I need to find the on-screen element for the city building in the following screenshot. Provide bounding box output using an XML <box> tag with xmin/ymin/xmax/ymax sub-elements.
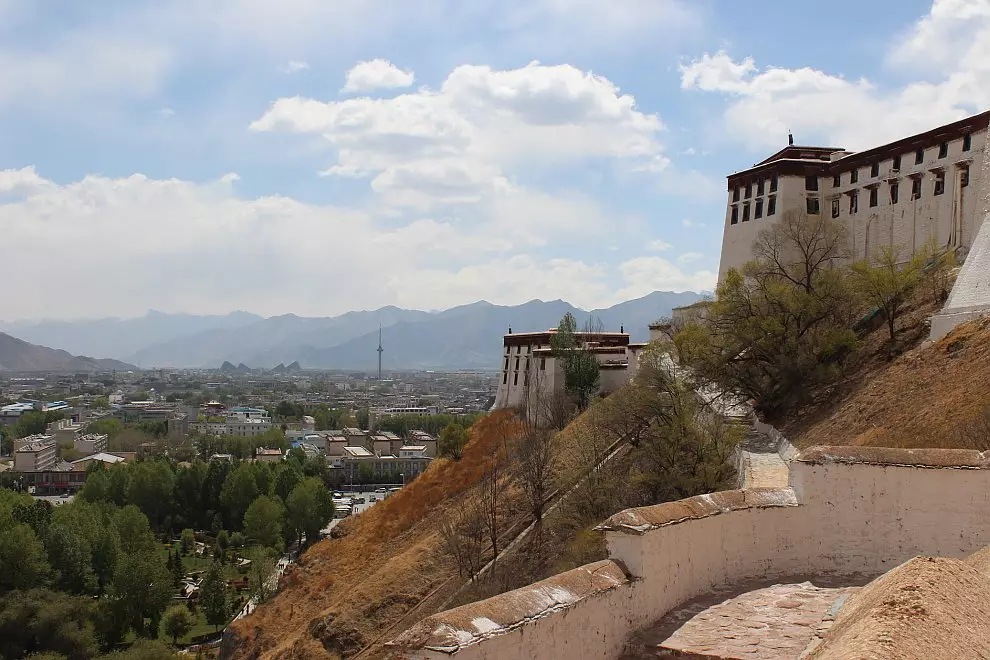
<box><xmin>718</xmin><ymin>111</ymin><xmax>989</xmax><ymax>281</ymax></box>
<box><xmin>75</xmin><ymin>433</ymin><xmax>108</xmax><ymax>455</ymax></box>
<box><xmin>369</xmin><ymin>406</ymin><xmax>440</xmax><ymax>429</ymax></box>
<box><xmin>71</xmin><ymin>452</ymin><xmax>128</xmax><ymax>471</ymax></box>
<box><xmin>330</xmin><ymin>446</ymin><xmax>432</xmax><ymax>483</ymax></box>
<box><xmin>254</xmin><ymin>448</ymin><xmax>284</xmax><ymax>463</ymax></box>
<box><xmin>491</xmin><ymin>328</ymin><xmax>647</xmax><ymax>421</ymax></box>
<box><xmin>14</xmin><ymin>436</ymin><xmax>58</xmax><ymax>472</ymax></box>
<box><xmin>0</xmin><ymin>400</ymin><xmax>72</xmax><ymax>426</ymax></box>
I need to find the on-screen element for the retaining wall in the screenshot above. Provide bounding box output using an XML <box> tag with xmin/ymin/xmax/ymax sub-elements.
<box><xmin>388</xmin><ymin>446</ymin><xmax>990</xmax><ymax>659</ymax></box>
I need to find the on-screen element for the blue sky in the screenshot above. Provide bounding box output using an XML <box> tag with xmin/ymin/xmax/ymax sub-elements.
<box><xmin>0</xmin><ymin>0</ymin><xmax>985</xmax><ymax>320</ymax></box>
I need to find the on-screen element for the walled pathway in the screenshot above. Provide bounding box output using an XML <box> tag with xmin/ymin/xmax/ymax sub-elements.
<box><xmin>737</xmin><ymin>428</ymin><xmax>789</xmax><ymax>490</ymax></box>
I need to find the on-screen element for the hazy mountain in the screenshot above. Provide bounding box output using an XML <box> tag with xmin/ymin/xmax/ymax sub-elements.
<box><xmin>130</xmin><ymin>306</ymin><xmax>432</xmax><ymax>368</ymax></box>
<box><xmin>0</xmin><ymin>310</ymin><xmax>262</xmax><ymax>360</ymax></box>
<box><xmin>298</xmin><ymin>291</ymin><xmax>703</xmax><ymax>370</ymax></box>
<box><xmin>0</xmin><ymin>333</ymin><xmax>137</xmax><ymax>372</ymax></box>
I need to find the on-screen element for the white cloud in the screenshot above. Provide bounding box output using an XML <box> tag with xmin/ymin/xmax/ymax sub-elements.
<box><xmin>253</xmin><ymin>61</ymin><xmax>665</xmax><ymax>209</ymax></box>
<box><xmin>682</xmin><ymin>218</ymin><xmax>704</xmax><ymax>228</ymax></box>
<box><xmin>614</xmin><ymin>256</ymin><xmax>717</xmax><ymax>300</ymax></box>
<box><xmin>648</xmin><ymin>239</ymin><xmax>673</xmax><ymax>252</ymax></box>
<box><xmin>680</xmin><ymin>20</ymin><xmax>990</xmax><ymax>152</ymax></box>
<box><xmin>283</xmin><ymin>60</ymin><xmax>309</xmax><ymax>74</ymax></box>
<box><xmin>342</xmin><ymin>59</ymin><xmax>415</xmax><ymax>93</ymax></box>
<box><xmin>677</xmin><ymin>251</ymin><xmax>704</xmax><ymax>264</ymax></box>
<box><xmin>157</xmin><ymin>107</ymin><xmax>175</xmax><ymax>117</ymax></box>
<box><xmin>0</xmin><ymin>168</ymin><xmax>712</xmax><ymax>318</ymax></box>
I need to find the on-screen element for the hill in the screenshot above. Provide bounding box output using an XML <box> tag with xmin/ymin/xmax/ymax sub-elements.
<box><xmin>0</xmin><ymin>310</ymin><xmax>261</xmax><ymax>360</ymax></box>
<box><xmin>298</xmin><ymin>291</ymin><xmax>702</xmax><ymax>370</ymax></box>
<box><xmin>0</xmin><ymin>333</ymin><xmax>137</xmax><ymax>372</ymax></box>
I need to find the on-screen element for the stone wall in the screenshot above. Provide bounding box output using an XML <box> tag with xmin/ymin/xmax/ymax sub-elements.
<box><xmin>388</xmin><ymin>446</ymin><xmax>990</xmax><ymax>659</ymax></box>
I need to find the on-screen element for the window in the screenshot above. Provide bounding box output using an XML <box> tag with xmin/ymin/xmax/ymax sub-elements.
<box><xmin>912</xmin><ymin>177</ymin><xmax>922</xmax><ymax>199</ymax></box>
<box><xmin>732</xmin><ymin>187</ymin><xmax>740</xmax><ymax>202</ymax></box>
<box><xmin>755</xmin><ymin>198</ymin><xmax>763</xmax><ymax>219</ymax></box>
<box><xmin>767</xmin><ymin>195</ymin><xmax>776</xmax><ymax>216</ymax></box>
<box><xmin>525</xmin><ymin>357</ymin><xmax>530</xmax><ymax>371</ymax></box>
<box><xmin>833</xmin><ymin>174</ymin><xmax>841</xmax><ymax>187</ymax></box>
<box><xmin>962</xmin><ymin>166</ymin><xmax>970</xmax><ymax>188</ymax></box>
<box><xmin>915</xmin><ymin>148</ymin><xmax>924</xmax><ymax>164</ymax></box>
<box><xmin>757</xmin><ymin>178</ymin><xmax>765</xmax><ymax>196</ymax></box>
<box><xmin>890</xmin><ymin>181</ymin><xmax>899</xmax><ymax>204</ymax></box>
<box><xmin>938</xmin><ymin>142</ymin><xmax>948</xmax><ymax>158</ymax></box>
<box><xmin>527</xmin><ymin>345</ymin><xmax>531</xmax><ymax>353</ymax></box>
<box><xmin>849</xmin><ymin>191</ymin><xmax>858</xmax><ymax>214</ymax></box>
<box><xmin>540</xmin><ymin>358</ymin><xmax>546</xmax><ymax>371</ymax></box>
<box><xmin>770</xmin><ymin>174</ymin><xmax>778</xmax><ymax>192</ymax></box>
<box><xmin>742</xmin><ymin>202</ymin><xmax>750</xmax><ymax>222</ymax></box>
<box><xmin>807</xmin><ymin>197</ymin><xmax>820</xmax><ymax>214</ymax></box>
<box><xmin>964</xmin><ymin>133</ymin><xmax>972</xmax><ymax>152</ymax></box>
<box><xmin>516</xmin><ymin>345</ymin><xmax>521</xmax><ymax>354</ymax></box>
<box><xmin>850</xmin><ymin>169</ymin><xmax>858</xmax><ymax>184</ymax></box>
<box><xmin>871</xmin><ymin>162</ymin><xmax>879</xmax><ymax>177</ymax></box>
<box><xmin>503</xmin><ymin>357</ymin><xmax>509</xmax><ymax>370</ymax></box>
<box><xmin>893</xmin><ymin>155</ymin><xmax>901</xmax><ymax>171</ymax></box>
<box><xmin>515</xmin><ymin>357</ymin><xmax>520</xmax><ymax>370</ymax></box>
<box><xmin>831</xmin><ymin>198</ymin><xmax>840</xmax><ymax>218</ymax></box>
<box><xmin>805</xmin><ymin>175</ymin><xmax>818</xmax><ymax>191</ymax></box>
<box><xmin>513</xmin><ymin>372</ymin><xmax>518</xmax><ymax>386</ymax></box>
<box><xmin>502</xmin><ymin>372</ymin><xmax>507</xmax><ymax>384</ymax></box>
<box><xmin>745</xmin><ymin>183</ymin><xmax>752</xmax><ymax>199</ymax></box>
<box><xmin>504</xmin><ymin>345</ymin><xmax>509</xmax><ymax>354</ymax></box>
<box><xmin>869</xmin><ymin>187</ymin><xmax>878</xmax><ymax>207</ymax></box>
<box><xmin>934</xmin><ymin>171</ymin><xmax>945</xmax><ymax>196</ymax></box>
<box><xmin>730</xmin><ymin>206</ymin><xmax>738</xmax><ymax>225</ymax></box>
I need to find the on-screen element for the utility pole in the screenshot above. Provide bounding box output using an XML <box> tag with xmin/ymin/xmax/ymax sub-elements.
<box><xmin>377</xmin><ymin>326</ymin><xmax>384</xmax><ymax>381</ymax></box>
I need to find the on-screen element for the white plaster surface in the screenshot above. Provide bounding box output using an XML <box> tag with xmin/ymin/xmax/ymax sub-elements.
<box><xmin>395</xmin><ymin>456</ymin><xmax>990</xmax><ymax>660</ymax></box>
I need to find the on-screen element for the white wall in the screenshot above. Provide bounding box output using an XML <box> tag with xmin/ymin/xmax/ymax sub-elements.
<box><xmin>391</xmin><ymin>448</ymin><xmax>990</xmax><ymax>659</ymax></box>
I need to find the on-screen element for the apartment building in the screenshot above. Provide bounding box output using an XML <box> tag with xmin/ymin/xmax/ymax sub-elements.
<box><xmin>718</xmin><ymin>111</ymin><xmax>989</xmax><ymax>281</ymax></box>
<box><xmin>491</xmin><ymin>329</ymin><xmax>646</xmax><ymax>421</ymax></box>
<box><xmin>75</xmin><ymin>433</ymin><xmax>108</xmax><ymax>455</ymax></box>
<box><xmin>14</xmin><ymin>436</ymin><xmax>57</xmax><ymax>472</ymax></box>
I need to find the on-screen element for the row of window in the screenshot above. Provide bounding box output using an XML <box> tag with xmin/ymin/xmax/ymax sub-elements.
<box><xmin>502</xmin><ymin>357</ymin><xmax>548</xmax><ymax>384</ymax></box>
<box><xmin>729</xmin><ymin>195</ymin><xmax>777</xmax><ymax>225</ymax></box>
<box><xmin>505</xmin><ymin>344</ymin><xmax>533</xmax><ymax>355</ymax></box>
<box><xmin>806</xmin><ymin>167</ymin><xmax>970</xmax><ymax>216</ymax></box>
<box><xmin>806</xmin><ymin>134</ymin><xmax>973</xmax><ymax>192</ymax></box>
<box><xmin>732</xmin><ymin>174</ymin><xmax>778</xmax><ymax>202</ymax></box>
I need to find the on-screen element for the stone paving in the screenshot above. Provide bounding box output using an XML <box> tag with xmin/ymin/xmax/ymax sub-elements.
<box><xmin>622</xmin><ymin>582</ymin><xmax>859</xmax><ymax>659</ymax></box>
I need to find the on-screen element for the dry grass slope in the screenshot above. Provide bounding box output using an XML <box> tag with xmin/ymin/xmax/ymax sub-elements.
<box><xmin>225</xmin><ymin>411</ymin><xmax>522</xmax><ymax>660</ymax></box>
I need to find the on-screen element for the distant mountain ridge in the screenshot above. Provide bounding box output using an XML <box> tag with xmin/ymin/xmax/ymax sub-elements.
<box><xmin>0</xmin><ymin>333</ymin><xmax>137</xmax><ymax>372</ymax></box>
<box><xmin>0</xmin><ymin>291</ymin><xmax>704</xmax><ymax>370</ymax></box>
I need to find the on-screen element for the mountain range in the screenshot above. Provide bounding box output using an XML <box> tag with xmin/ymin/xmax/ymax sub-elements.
<box><xmin>0</xmin><ymin>333</ymin><xmax>137</xmax><ymax>373</ymax></box>
<box><xmin>0</xmin><ymin>291</ymin><xmax>703</xmax><ymax>370</ymax></box>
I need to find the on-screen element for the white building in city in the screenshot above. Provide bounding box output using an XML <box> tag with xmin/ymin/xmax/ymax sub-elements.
<box><xmin>718</xmin><ymin>111</ymin><xmax>989</xmax><ymax>281</ymax></box>
<box><xmin>14</xmin><ymin>436</ymin><xmax>57</xmax><ymax>472</ymax></box>
<box><xmin>491</xmin><ymin>328</ymin><xmax>646</xmax><ymax>422</ymax></box>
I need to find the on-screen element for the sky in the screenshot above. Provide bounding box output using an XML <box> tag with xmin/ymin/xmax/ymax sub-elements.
<box><xmin>1</xmin><ymin>0</ymin><xmax>988</xmax><ymax>320</ymax></box>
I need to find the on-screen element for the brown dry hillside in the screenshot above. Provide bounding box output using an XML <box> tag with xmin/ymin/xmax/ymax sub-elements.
<box><xmin>224</xmin><ymin>411</ymin><xmax>522</xmax><ymax>659</ymax></box>
<box><xmin>787</xmin><ymin>316</ymin><xmax>990</xmax><ymax>449</ymax></box>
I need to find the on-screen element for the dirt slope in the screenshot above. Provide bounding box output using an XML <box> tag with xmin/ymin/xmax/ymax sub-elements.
<box><xmin>787</xmin><ymin>316</ymin><xmax>990</xmax><ymax>450</ymax></box>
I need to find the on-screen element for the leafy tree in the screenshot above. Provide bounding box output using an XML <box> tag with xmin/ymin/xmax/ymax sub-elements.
<box><xmin>113</xmin><ymin>506</ymin><xmax>156</xmax><ymax>555</ymax></box>
<box><xmin>678</xmin><ymin>211</ymin><xmax>857</xmax><ymax>414</ymax></box>
<box><xmin>79</xmin><ymin>468</ymin><xmax>111</xmax><ymax>504</ymax></box>
<box><xmin>108</xmin><ymin>550</ymin><xmax>173</xmax><ymax>638</ymax></box>
<box><xmin>217</xmin><ymin>530</ymin><xmax>229</xmax><ymax>553</ymax></box>
<box><xmin>173</xmin><ymin>461</ymin><xmax>207</xmax><ymax>529</ymax></box>
<box><xmin>0</xmin><ymin>524</ymin><xmax>52</xmax><ymax>592</ymax></box>
<box><xmin>220</xmin><ymin>463</ymin><xmax>259</xmax><ymax>530</ymax></box>
<box><xmin>12</xmin><ymin>411</ymin><xmax>48</xmax><ymax>438</ymax></box>
<box><xmin>104</xmin><ymin>638</ymin><xmax>178</xmax><ymax>660</ymax></box>
<box><xmin>273</xmin><ymin>462</ymin><xmax>303</xmax><ymax>502</ymax></box>
<box><xmin>357</xmin><ymin>462</ymin><xmax>374</xmax><ymax>484</ymax></box>
<box><xmin>550</xmin><ymin>313</ymin><xmax>601</xmax><ymax>411</ymax></box>
<box><xmin>199</xmin><ymin>561</ymin><xmax>228</xmax><ymax>633</ymax></box>
<box><xmin>161</xmin><ymin>605</ymin><xmax>193</xmax><ymax>645</ymax></box>
<box><xmin>286</xmin><ymin>478</ymin><xmax>333</xmax><ymax>547</ymax></box>
<box><xmin>851</xmin><ymin>244</ymin><xmax>926</xmax><ymax>343</ymax></box>
<box><xmin>229</xmin><ymin>532</ymin><xmax>246</xmax><ymax>549</ymax></box>
<box><xmin>126</xmin><ymin>461</ymin><xmax>175</xmax><ymax>529</ymax></box>
<box><xmin>246</xmin><ymin>548</ymin><xmax>278</xmax><ymax>604</ymax></box>
<box><xmin>438</xmin><ymin>423</ymin><xmax>470</xmax><ymax>460</ymax></box>
<box><xmin>0</xmin><ymin>589</ymin><xmax>100</xmax><ymax>660</ymax></box>
<box><xmin>179</xmin><ymin>529</ymin><xmax>195</xmax><ymax>555</ymax></box>
<box><xmin>356</xmin><ymin>408</ymin><xmax>370</xmax><ymax>430</ymax></box>
<box><xmin>243</xmin><ymin>495</ymin><xmax>284</xmax><ymax>551</ymax></box>
<box><xmin>170</xmin><ymin>551</ymin><xmax>184</xmax><ymax>588</ymax></box>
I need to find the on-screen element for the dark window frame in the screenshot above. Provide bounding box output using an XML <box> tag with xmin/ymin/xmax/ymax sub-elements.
<box><xmin>850</xmin><ymin>169</ymin><xmax>859</xmax><ymax>184</ymax></box>
<box><xmin>767</xmin><ymin>195</ymin><xmax>776</xmax><ymax>216</ymax></box>
<box><xmin>732</xmin><ymin>187</ymin><xmax>740</xmax><ymax>202</ymax></box>
<box><xmin>755</xmin><ymin>198</ymin><xmax>763</xmax><ymax>219</ymax></box>
<box><xmin>912</xmin><ymin>177</ymin><xmax>923</xmax><ymax>199</ymax></box>
<box><xmin>770</xmin><ymin>174</ymin><xmax>778</xmax><ymax>193</ymax></box>
<box><xmin>744</xmin><ymin>182</ymin><xmax>752</xmax><ymax>199</ymax></box>
<box><xmin>934</xmin><ymin>171</ymin><xmax>945</xmax><ymax>196</ymax></box>
<box><xmin>807</xmin><ymin>196</ymin><xmax>820</xmax><ymax>215</ymax></box>
<box><xmin>831</xmin><ymin>198</ymin><xmax>840</xmax><ymax>219</ymax></box>
<box><xmin>742</xmin><ymin>202</ymin><xmax>750</xmax><ymax>222</ymax></box>
<box><xmin>833</xmin><ymin>174</ymin><xmax>841</xmax><ymax>187</ymax></box>
<box><xmin>890</xmin><ymin>181</ymin><xmax>899</xmax><ymax>204</ymax></box>
<box><xmin>938</xmin><ymin>142</ymin><xmax>948</xmax><ymax>159</ymax></box>
<box><xmin>757</xmin><ymin>178</ymin><xmax>765</xmax><ymax>196</ymax></box>
<box><xmin>915</xmin><ymin>148</ymin><xmax>924</xmax><ymax>165</ymax></box>
<box><xmin>870</xmin><ymin>162</ymin><xmax>879</xmax><ymax>178</ymax></box>
<box><xmin>730</xmin><ymin>206</ymin><xmax>738</xmax><ymax>225</ymax></box>
<box><xmin>869</xmin><ymin>187</ymin><xmax>878</xmax><ymax>207</ymax></box>
<box><xmin>893</xmin><ymin>155</ymin><xmax>901</xmax><ymax>171</ymax></box>
<box><xmin>963</xmin><ymin>134</ymin><xmax>972</xmax><ymax>152</ymax></box>
<box><xmin>805</xmin><ymin>175</ymin><xmax>819</xmax><ymax>191</ymax></box>
<box><xmin>849</xmin><ymin>191</ymin><xmax>858</xmax><ymax>214</ymax></box>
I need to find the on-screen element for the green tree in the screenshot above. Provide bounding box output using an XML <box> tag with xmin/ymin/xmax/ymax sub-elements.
<box><xmin>170</xmin><ymin>551</ymin><xmax>184</xmax><ymax>588</ymax></box>
<box><xmin>126</xmin><ymin>461</ymin><xmax>175</xmax><ymax>529</ymax></box>
<box><xmin>108</xmin><ymin>551</ymin><xmax>173</xmax><ymax>638</ymax></box>
<box><xmin>79</xmin><ymin>468</ymin><xmax>111</xmax><ymax>503</ymax></box>
<box><xmin>179</xmin><ymin>529</ymin><xmax>195</xmax><ymax>555</ymax></box>
<box><xmin>272</xmin><ymin>462</ymin><xmax>303</xmax><ymax>502</ymax></box>
<box><xmin>438</xmin><ymin>423</ymin><xmax>470</xmax><ymax>460</ymax></box>
<box><xmin>357</xmin><ymin>462</ymin><xmax>374</xmax><ymax>484</ymax></box>
<box><xmin>0</xmin><ymin>524</ymin><xmax>52</xmax><ymax>592</ymax></box>
<box><xmin>173</xmin><ymin>461</ymin><xmax>207</xmax><ymax>530</ymax></box>
<box><xmin>850</xmin><ymin>244</ymin><xmax>926</xmax><ymax>343</ymax></box>
<box><xmin>0</xmin><ymin>589</ymin><xmax>100</xmax><ymax>660</ymax></box>
<box><xmin>246</xmin><ymin>547</ymin><xmax>278</xmax><ymax>604</ymax></box>
<box><xmin>550</xmin><ymin>313</ymin><xmax>601</xmax><ymax>411</ymax></box>
<box><xmin>243</xmin><ymin>495</ymin><xmax>284</xmax><ymax>551</ymax></box>
<box><xmin>199</xmin><ymin>561</ymin><xmax>228</xmax><ymax>633</ymax></box>
<box><xmin>113</xmin><ymin>506</ymin><xmax>156</xmax><ymax>555</ymax></box>
<box><xmin>356</xmin><ymin>407</ymin><xmax>370</xmax><ymax>430</ymax></box>
<box><xmin>220</xmin><ymin>463</ymin><xmax>259</xmax><ymax>530</ymax></box>
<box><xmin>161</xmin><ymin>605</ymin><xmax>193</xmax><ymax>645</ymax></box>
<box><xmin>286</xmin><ymin>478</ymin><xmax>333</xmax><ymax>547</ymax></box>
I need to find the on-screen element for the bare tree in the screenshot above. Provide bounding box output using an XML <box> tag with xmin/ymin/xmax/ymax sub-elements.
<box><xmin>439</xmin><ymin>498</ymin><xmax>488</xmax><ymax>578</ymax></box>
<box><xmin>517</xmin><ymin>425</ymin><xmax>557</xmax><ymax>531</ymax></box>
<box><xmin>525</xmin><ymin>358</ymin><xmax>575</xmax><ymax>430</ymax></box>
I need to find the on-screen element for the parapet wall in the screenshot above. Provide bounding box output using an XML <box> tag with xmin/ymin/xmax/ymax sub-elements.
<box><xmin>388</xmin><ymin>446</ymin><xmax>990</xmax><ymax>659</ymax></box>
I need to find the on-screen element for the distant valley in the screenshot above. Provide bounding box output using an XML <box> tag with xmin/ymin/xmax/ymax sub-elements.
<box><xmin>0</xmin><ymin>291</ymin><xmax>703</xmax><ymax>371</ymax></box>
